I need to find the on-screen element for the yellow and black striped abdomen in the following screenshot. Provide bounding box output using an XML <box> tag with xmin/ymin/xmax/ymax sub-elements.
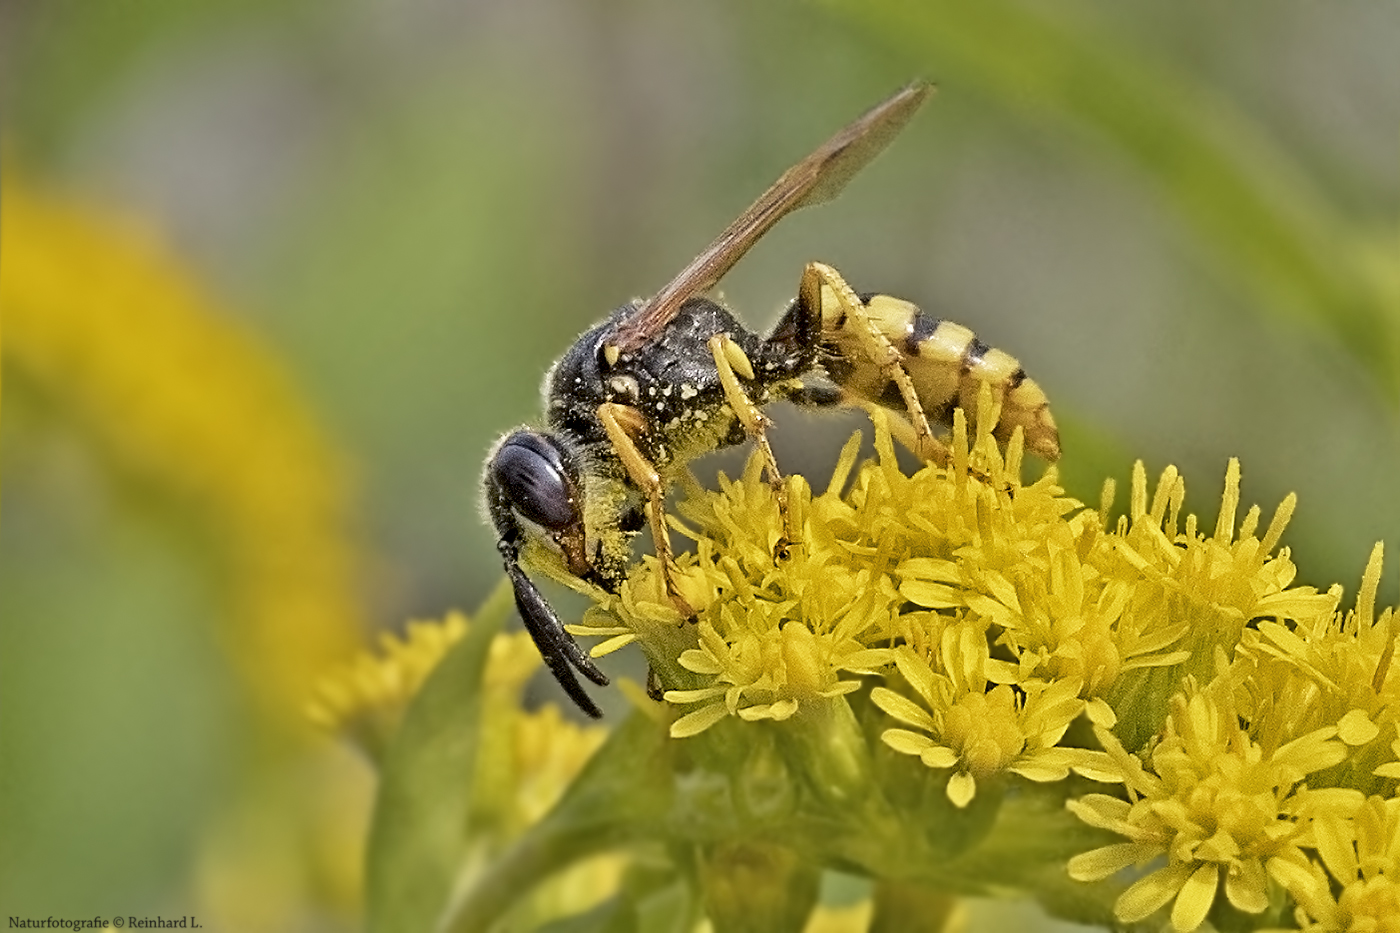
<box><xmin>819</xmin><ymin>291</ymin><xmax>1060</xmax><ymax>461</ymax></box>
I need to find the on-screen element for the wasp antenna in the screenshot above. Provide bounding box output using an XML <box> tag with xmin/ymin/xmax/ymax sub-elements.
<box><xmin>502</xmin><ymin>559</ymin><xmax>607</xmax><ymax>718</ymax></box>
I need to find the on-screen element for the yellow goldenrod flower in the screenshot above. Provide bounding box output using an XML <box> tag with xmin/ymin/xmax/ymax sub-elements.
<box><xmin>1232</xmin><ymin>544</ymin><xmax>1398</xmax><ymax>793</ymax></box>
<box><xmin>1091</xmin><ymin>459</ymin><xmax>1335</xmax><ymax>750</ymax></box>
<box><xmin>872</xmin><ymin>644</ymin><xmax>1086</xmax><ymax>807</ymax></box>
<box><xmin>1068</xmin><ymin>686</ymin><xmax>1364</xmax><ymax>931</ymax></box>
<box><xmin>1272</xmin><ymin>795</ymin><xmax>1400</xmax><ymax>931</ymax></box>
<box><xmin>574</xmin><ymin>387</ymin><xmax>1327</xmax><ymax>759</ymax></box>
<box><xmin>575</xmin><ymin>397</ymin><xmax>1082</xmax><ymax>739</ymax></box>
<box><xmin>576</xmin><ymin>429</ymin><xmax>904</xmax><ymax>738</ymax></box>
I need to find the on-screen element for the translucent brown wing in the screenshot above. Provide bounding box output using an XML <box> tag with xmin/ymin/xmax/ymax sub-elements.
<box><xmin>606</xmin><ymin>81</ymin><xmax>933</xmax><ymax>356</ymax></box>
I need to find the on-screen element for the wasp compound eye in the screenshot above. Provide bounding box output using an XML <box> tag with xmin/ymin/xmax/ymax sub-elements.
<box><xmin>489</xmin><ymin>431</ymin><xmax>581</xmax><ymax>531</ymax></box>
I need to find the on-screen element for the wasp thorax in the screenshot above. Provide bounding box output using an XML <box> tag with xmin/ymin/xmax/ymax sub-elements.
<box><xmin>489</xmin><ymin>431</ymin><xmax>581</xmax><ymax>532</ymax></box>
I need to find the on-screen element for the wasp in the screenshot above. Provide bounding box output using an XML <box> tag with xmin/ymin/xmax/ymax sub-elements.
<box><xmin>482</xmin><ymin>82</ymin><xmax>1059</xmax><ymax>717</ymax></box>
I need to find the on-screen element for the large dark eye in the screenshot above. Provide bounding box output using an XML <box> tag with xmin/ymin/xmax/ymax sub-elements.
<box><xmin>488</xmin><ymin>432</ymin><xmax>580</xmax><ymax>531</ymax></box>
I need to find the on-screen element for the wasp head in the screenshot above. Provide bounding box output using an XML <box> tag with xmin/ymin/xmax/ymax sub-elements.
<box><xmin>483</xmin><ymin>429</ymin><xmax>609</xmax><ymax>717</ymax></box>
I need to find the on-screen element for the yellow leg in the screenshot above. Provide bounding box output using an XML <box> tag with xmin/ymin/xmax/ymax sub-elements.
<box><xmin>870</xmin><ymin>403</ymin><xmax>952</xmax><ymax>465</ymax></box>
<box><xmin>597</xmin><ymin>402</ymin><xmax>695</xmax><ymax>619</ymax></box>
<box><xmin>708</xmin><ymin>334</ymin><xmax>795</xmax><ymax>559</ymax></box>
<box><xmin>803</xmin><ymin>262</ymin><xmax>939</xmax><ymax>459</ymax></box>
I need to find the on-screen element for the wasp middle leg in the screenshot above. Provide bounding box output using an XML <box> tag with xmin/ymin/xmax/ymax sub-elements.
<box><xmin>708</xmin><ymin>333</ymin><xmax>796</xmax><ymax>559</ymax></box>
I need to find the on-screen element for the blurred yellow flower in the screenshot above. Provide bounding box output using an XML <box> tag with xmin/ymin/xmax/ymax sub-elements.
<box><xmin>0</xmin><ymin>177</ymin><xmax>366</xmax><ymax>721</ymax></box>
<box><xmin>307</xmin><ymin>611</ymin><xmax>473</xmax><ymax>759</ymax></box>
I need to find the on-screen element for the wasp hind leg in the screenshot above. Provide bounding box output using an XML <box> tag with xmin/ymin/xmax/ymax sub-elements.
<box><xmin>597</xmin><ymin>402</ymin><xmax>696</xmax><ymax>620</ymax></box>
<box><xmin>708</xmin><ymin>333</ymin><xmax>795</xmax><ymax>560</ymax></box>
<box><xmin>801</xmin><ymin>262</ymin><xmax>951</xmax><ymax>464</ymax></box>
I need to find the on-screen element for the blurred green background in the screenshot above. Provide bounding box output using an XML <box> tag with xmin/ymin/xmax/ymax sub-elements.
<box><xmin>2</xmin><ymin>0</ymin><xmax>1397</xmax><ymax>929</ymax></box>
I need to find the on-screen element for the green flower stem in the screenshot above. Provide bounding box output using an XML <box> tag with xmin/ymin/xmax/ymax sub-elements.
<box><xmin>869</xmin><ymin>881</ymin><xmax>958</xmax><ymax>933</ymax></box>
<box><xmin>698</xmin><ymin>841</ymin><xmax>821</xmax><ymax>933</ymax></box>
<box><xmin>442</xmin><ymin>814</ymin><xmax>648</xmax><ymax>933</ymax></box>
<box><xmin>772</xmin><ymin>697</ymin><xmax>876</xmax><ymax>807</ymax></box>
<box><xmin>689</xmin><ymin>705</ymin><xmax>1126</xmax><ymax>925</ymax></box>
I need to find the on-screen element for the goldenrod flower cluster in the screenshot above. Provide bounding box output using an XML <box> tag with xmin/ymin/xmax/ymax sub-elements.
<box><xmin>323</xmin><ymin>392</ymin><xmax>1396</xmax><ymax>932</ymax></box>
<box><xmin>566</xmin><ymin>393</ymin><xmax>1399</xmax><ymax>932</ymax></box>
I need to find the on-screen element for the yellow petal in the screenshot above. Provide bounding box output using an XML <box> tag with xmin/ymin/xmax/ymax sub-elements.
<box><xmin>1312</xmin><ymin>815</ymin><xmax>1359</xmax><ymax>885</ymax></box>
<box><xmin>881</xmin><ymin>729</ymin><xmax>935</xmax><ymax>757</ymax></box>
<box><xmin>1224</xmin><ymin>859</ymin><xmax>1268</xmax><ymax>914</ymax></box>
<box><xmin>1069</xmin><ymin>751</ymin><xmax>1125</xmax><ymax>785</ymax></box>
<box><xmin>769</xmin><ymin>699</ymin><xmax>799</xmax><ymax>721</ymax></box>
<box><xmin>1010</xmin><ymin>752</ymin><xmax>1071</xmax><ymax>783</ymax></box>
<box><xmin>1085</xmin><ymin>698</ymin><xmax>1118</xmax><ymax>728</ymax></box>
<box><xmin>664</xmin><ymin>687</ymin><xmax>729</xmax><ymax>703</ymax></box>
<box><xmin>670</xmin><ymin>702</ymin><xmax>730</xmax><ymax>738</ymax></box>
<box><xmin>1171</xmin><ymin>863</ymin><xmax>1219</xmax><ymax>932</ymax></box>
<box><xmin>1066</xmin><ymin>794</ymin><xmax>1132</xmax><ymax>831</ymax></box>
<box><xmin>946</xmin><ymin>771</ymin><xmax>977</xmax><ymax>808</ymax></box>
<box><xmin>1116</xmin><ymin>863</ymin><xmax>1191</xmax><ymax>923</ymax></box>
<box><xmin>1068</xmin><ymin>843</ymin><xmax>1154</xmax><ymax>882</ymax></box>
<box><xmin>677</xmin><ymin>648</ymin><xmax>724</xmax><ymax>674</ymax></box>
<box><xmin>919</xmin><ymin>745</ymin><xmax>959</xmax><ymax>770</ymax></box>
<box><xmin>870</xmin><ymin>687</ymin><xmax>938</xmax><ymax>731</ymax></box>
<box><xmin>899</xmin><ymin>580</ymin><xmax>965</xmax><ymax>609</ymax></box>
<box><xmin>1338</xmin><ymin>708</ymin><xmax>1381</xmax><ymax>746</ymax></box>
<box><xmin>589</xmin><ymin>633</ymin><xmax>637</xmax><ymax>657</ymax></box>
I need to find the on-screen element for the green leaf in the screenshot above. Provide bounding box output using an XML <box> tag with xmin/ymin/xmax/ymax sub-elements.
<box><xmin>364</xmin><ymin>579</ymin><xmax>513</xmax><ymax>933</ymax></box>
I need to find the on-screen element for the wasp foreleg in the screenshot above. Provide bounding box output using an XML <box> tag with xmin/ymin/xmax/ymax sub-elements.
<box><xmin>597</xmin><ymin>402</ymin><xmax>697</xmax><ymax>620</ymax></box>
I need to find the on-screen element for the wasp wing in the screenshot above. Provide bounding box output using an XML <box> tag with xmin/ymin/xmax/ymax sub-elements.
<box><xmin>607</xmin><ymin>80</ymin><xmax>933</xmax><ymax>356</ymax></box>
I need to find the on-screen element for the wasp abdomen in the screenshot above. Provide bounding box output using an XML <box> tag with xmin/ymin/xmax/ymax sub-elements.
<box><xmin>822</xmin><ymin>292</ymin><xmax>1060</xmax><ymax>462</ymax></box>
